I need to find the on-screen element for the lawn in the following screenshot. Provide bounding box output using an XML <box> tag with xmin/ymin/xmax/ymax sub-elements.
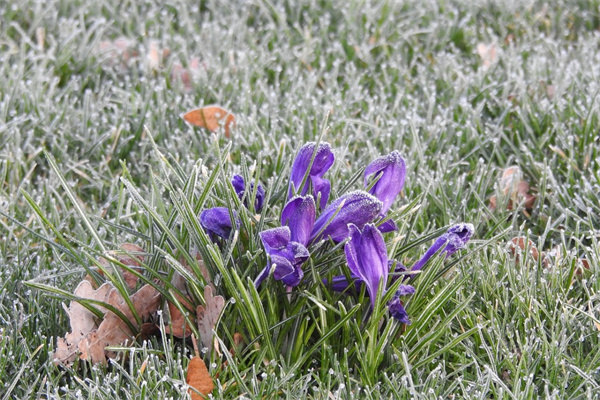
<box><xmin>1</xmin><ymin>0</ymin><xmax>600</xmax><ymax>398</ymax></box>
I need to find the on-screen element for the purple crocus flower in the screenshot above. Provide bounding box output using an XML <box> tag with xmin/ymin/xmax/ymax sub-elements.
<box><xmin>255</xmin><ymin>226</ymin><xmax>309</xmax><ymax>287</ymax></box>
<box><xmin>365</xmin><ymin>151</ymin><xmax>406</xmax><ymax>214</ymax></box>
<box><xmin>288</xmin><ymin>142</ymin><xmax>334</xmax><ymax>209</ymax></box>
<box><xmin>411</xmin><ymin>223</ymin><xmax>474</xmax><ymax>273</ymax></box>
<box><xmin>280</xmin><ymin>195</ymin><xmax>316</xmax><ymax>246</ymax></box>
<box><xmin>344</xmin><ymin>223</ymin><xmax>389</xmax><ymax>308</ymax></box>
<box><xmin>328</xmin><ymin>223</ymin><xmax>415</xmax><ymax>323</ymax></box>
<box><xmin>232</xmin><ymin>174</ymin><xmax>265</xmax><ymax>212</ymax></box>
<box><xmin>199</xmin><ymin>207</ymin><xmax>240</xmax><ymax>241</ymax></box>
<box><xmin>310</xmin><ymin>190</ymin><xmax>382</xmax><ymax>243</ymax></box>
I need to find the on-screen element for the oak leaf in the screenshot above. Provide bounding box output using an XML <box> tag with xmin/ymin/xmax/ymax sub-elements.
<box><xmin>53</xmin><ymin>281</ymin><xmax>112</xmax><ymax>365</ymax></box>
<box><xmin>183</xmin><ymin>106</ymin><xmax>236</xmax><ymax>138</ymax></box>
<box><xmin>196</xmin><ymin>286</ymin><xmax>225</xmax><ymax>354</ymax></box>
<box><xmin>81</xmin><ymin>284</ymin><xmax>161</xmax><ymax>364</ymax></box>
<box><xmin>97</xmin><ymin>243</ymin><xmax>145</xmax><ymax>291</ymax></box>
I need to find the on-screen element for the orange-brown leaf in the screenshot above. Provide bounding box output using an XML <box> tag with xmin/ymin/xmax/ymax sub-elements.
<box><xmin>187</xmin><ymin>356</ymin><xmax>214</xmax><ymax>398</ymax></box>
<box><xmin>183</xmin><ymin>106</ymin><xmax>236</xmax><ymax>138</ymax></box>
<box><xmin>164</xmin><ymin>293</ymin><xmax>194</xmax><ymax>339</ymax></box>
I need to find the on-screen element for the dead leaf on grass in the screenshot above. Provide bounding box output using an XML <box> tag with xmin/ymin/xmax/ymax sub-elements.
<box><xmin>490</xmin><ymin>166</ymin><xmax>536</xmax><ymax>211</ymax></box>
<box><xmin>183</xmin><ymin>106</ymin><xmax>236</xmax><ymax>138</ymax></box>
<box><xmin>97</xmin><ymin>243</ymin><xmax>145</xmax><ymax>291</ymax></box>
<box><xmin>476</xmin><ymin>43</ymin><xmax>498</xmax><ymax>68</ymax></box>
<box><xmin>164</xmin><ymin>293</ymin><xmax>195</xmax><ymax>339</ymax></box>
<box><xmin>55</xmin><ymin>283</ymin><xmax>161</xmax><ymax>365</ymax></box>
<box><xmin>508</xmin><ymin>236</ymin><xmax>540</xmax><ymax>264</ymax></box>
<box><xmin>53</xmin><ymin>281</ymin><xmax>112</xmax><ymax>365</ymax></box>
<box><xmin>196</xmin><ymin>286</ymin><xmax>225</xmax><ymax>354</ymax></box>
<box><xmin>187</xmin><ymin>335</ymin><xmax>214</xmax><ymax>398</ymax></box>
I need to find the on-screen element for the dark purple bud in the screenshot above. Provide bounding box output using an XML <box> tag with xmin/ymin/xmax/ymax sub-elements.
<box><xmin>344</xmin><ymin>223</ymin><xmax>389</xmax><ymax>308</ymax></box>
<box><xmin>200</xmin><ymin>207</ymin><xmax>240</xmax><ymax>241</ymax></box>
<box><xmin>256</xmin><ymin>227</ymin><xmax>309</xmax><ymax>287</ymax></box>
<box><xmin>288</xmin><ymin>142</ymin><xmax>334</xmax><ymax>209</ymax></box>
<box><xmin>281</xmin><ymin>195</ymin><xmax>316</xmax><ymax>246</ymax></box>
<box><xmin>232</xmin><ymin>174</ymin><xmax>265</xmax><ymax>212</ymax></box>
<box><xmin>310</xmin><ymin>191</ymin><xmax>382</xmax><ymax>243</ymax></box>
<box><xmin>364</xmin><ymin>151</ymin><xmax>406</xmax><ymax>214</ymax></box>
<box><xmin>411</xmin><ymin>223</ymin><xmax>474</xmax><ymax>273</ymax></box>
<box><xmin>388</xmin><ymin>294</ymin><xmax>412</xmax><ymax>324</ymax></box>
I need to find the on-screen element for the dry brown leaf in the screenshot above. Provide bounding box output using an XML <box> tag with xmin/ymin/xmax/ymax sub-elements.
<box><xmin>99</xmin><ymin>37</ymin><xmax>139</xmax><ymax>67</ymax></box>
<box><xmin>476</xmin><ymin>43</ymin><xmax>498</xmax><ymax>68</ymax></box>
<box><xmin>490</xmin><ymin>166</ymin><xmax>536</xmax><ymax>211</ymax></box>
<box><xmin>183</xmin><ymin>106</ymin><xmax>236</xmax><ymax>138</ymax></box>
<box><xmin>187</xmin><ymin>356</ymin><xmax>214</xmax><ymax>398</ymax></box>
<box><xmin>98</xmin><ymin>243</ymin><xmax>145</xmax><ymax>291</ymax></box>
<box><xmin>508</xmin><ymin>236</ymin><xmax>539</xmax><ymax>263</ymax></box>
<box><xmin>79</xmin><ymin>284</ymin><xmax>161</xmax><ymax>364</ymax></box>
<box><xmin>53</xmin><ymin>281</ymin><xmax>112</xmax><ymax>365</ymax></box>
<box><xmin>196</xmin><ymin>286</ymin><xmax>225</xmax><ymax>354</ymax></box>
<box><xmin>164</xmin><ymin>293</ymin><xmax>195</xmax><ymax>339</ymax></box>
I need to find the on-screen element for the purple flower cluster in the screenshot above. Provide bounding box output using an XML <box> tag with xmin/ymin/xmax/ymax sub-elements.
<box><xmin>199</xmin><ymin>141</ymin><xmax>473</xmax><ymax>325</ymax></box>
<box><xmin>256</xmin><ymin>142</ymin><xmax>412</xmax><ymax>296</ymax></box>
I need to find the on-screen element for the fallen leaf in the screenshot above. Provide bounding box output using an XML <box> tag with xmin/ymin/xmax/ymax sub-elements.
<box><xmin>476</xmin><ymin>43</ymin><xmax>498</xmax><ymax>68</ymax></box>
<box><xmin>183</xmin><ymin>106</ymin><xmax>236</xmax><ymax>138</ymax></box>
<box><xmin>187</xmin><ymin>356</ymin><xmax>214</xmax><ymax>398</ymax></box>
<box><xmin>78</xmin><ymin>284</ymin><xmax>161</xmax><ymax>364</ymax></box>
<box><xmin>490</xmin><ymin>166</ymin><xmax>536</xmax><ymax>211</ymax></box>
<box><xmin>164</xmin><ymin>293</ymin><xmax>194</xmax><ymax>339</ymax></box>
<box><xmin>98</xmin><ymin>243</ymin><xmax>145</xmax><ymax>291</ymax></box>
<box><xmin>196</xmin><ymin>286</ymin><xmax>225</xmax><ymax>354</ymax></box>
<box><xmin>53</xmin><ymin>281</ymin><xmax>112</xmax><ymax>365</ymax></box>
<box><xmin>508</xmin><ymin>236</ymin><xmax>539</xmax><ymax>263</ymax></box>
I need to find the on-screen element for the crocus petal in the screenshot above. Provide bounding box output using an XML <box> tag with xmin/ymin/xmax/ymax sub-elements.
<box><xmin>411</xmin><ymin>223</ymin><xmax>474</xmax><ymax>273</ymax></box>
<box><xmin>377</xmin><ymin>218</ymin><xmax>398</xmax><ymax>233</ymax></box>
<box><xmin>232</xmin><ymin>174</ymin><xmax>265</xmax><ymax>212</ymax></box>
<box><xmin>288</xmin><ymin>142</ymin><xmax>334</xmax><ymax>202</ymax></box>
<box><xmin>326</xmin><ymin>274</ymin><xmax>362</xmax><ymax>292</ymax></box>
<box><xmin>310</xmin><ymin>190</ymin><xmax>383</xmax><ymax>243</ymax></box>
<box><xmin>200</xmin><ymin>207</ymin><xmax>239</xmax><ymax>240</ymax></box>
<box><xmin>260</xmin><ymin>226</ymin><xmax>291</xmax><ymax>251</ymax></box>
<box><xmin>396</xmin><ymin>284</ymin><xmax>415</xmax><ymax>296</ymax></box>
<box><xmin>310</xmin><ymin>175</ymin><xmax>331</xmax><ymax>209</ymax></box>
<box><xmin>344</xmin><ymin>223</ymin><xmax>388</xmax><ymax>307</ymax></box>
<box><xmin>364</xmin><ymin>151</ymin><xmax>406</xmax><ymax>214</ymax></box>
<box><xmin>257</xmin><ymin>227</ymin><xmax>309</xmax><ymax>287</ymax></box>
<box><xmin>232</xmin><ymin>175</ymin><xmax>245</xmax><ymax>196</ymax></box>
<box><xmin>281</xmin><ymin>196</ymin><xmax>316</xmax><ymax>246</ymax></box>
<box><xmin>443</xmin><ymin>223</ymin><xmax>474</xmax><ymax>255</ymax></box>
<box><xmin>388</xmin><ymin>296</ymin><xmax>411</xmax><ymax>324</ymax></box>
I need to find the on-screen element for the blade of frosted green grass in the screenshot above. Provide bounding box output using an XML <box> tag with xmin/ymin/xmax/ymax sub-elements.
<box><xmin>120</xmin><ymin>176</ymin><xmax>197</xmax><ymax>272</ymax></box>
<box><xmin>1</xmin><ymin>344</ymin><xmax>44</xmax><ymax>400</ymax></box>
<box><xmin>44</xmin><ymin>150</ymin><xmax>106</xmax><ymax>253</ymax></box>
<box><xmin>291</xmin><ymin>303</ymin><xmax>361</xmax><ymax>371</ymax></box>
